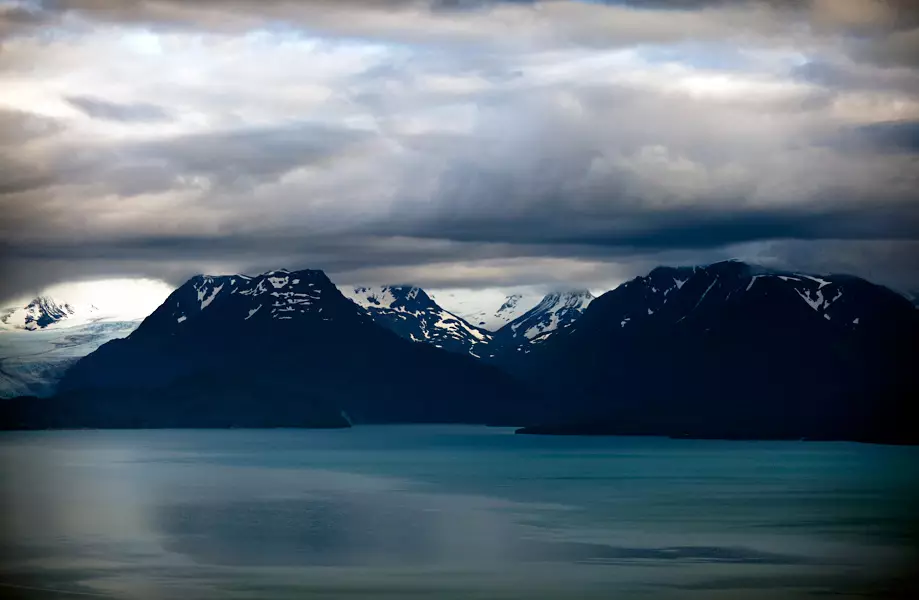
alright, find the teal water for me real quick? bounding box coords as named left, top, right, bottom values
left=1, top=426, right=917, bottom=599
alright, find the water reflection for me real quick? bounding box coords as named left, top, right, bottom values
left=157, top=494, right=516, bottom=568
left=1, top=427, right=917, bottom=599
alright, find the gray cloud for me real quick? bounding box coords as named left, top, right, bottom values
left=0, top=109, right=61, bottom=196
left=1, top=0, right=918, bottom=303
left=0, top=108, right=63, bottom=146
left=0, top=4, right=55, bottom=39
left=847, top=120, right=919, bottom=153
left=65, top=95, right=172, bottom=122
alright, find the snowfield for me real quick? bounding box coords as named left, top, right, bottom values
left=0, top=320, right=139, bottom=398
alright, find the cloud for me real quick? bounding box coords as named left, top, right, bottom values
left=0, top=3, right=55, bottom=39
left=64, top=95, right=172, bottom=122
left=845, top=120, right=919, bottom=153
left=0, top=0, right=918, bottom=303
left=0, top=108, right=62, bottom=196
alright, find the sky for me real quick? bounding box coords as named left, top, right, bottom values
left=1, top=0, right=918, bottom=309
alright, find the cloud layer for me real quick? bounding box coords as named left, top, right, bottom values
left=1, top=0, right=918, bottom=301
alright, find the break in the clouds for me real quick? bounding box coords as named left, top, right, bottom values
left=1, top=0, right=918, bottom=302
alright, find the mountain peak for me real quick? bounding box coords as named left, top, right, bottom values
left=343, top=285, right=433, bottom=311
left=136, top=268, right=362, bottom=336
left=543, top=289, right=593, bottom=303
left=1, top=295, right=85, bottom=330
left=496, top=289, right=594, bottom=348
left=341, top=284, right=492, bottom=356
left=581, top=261, right=917, bottom=340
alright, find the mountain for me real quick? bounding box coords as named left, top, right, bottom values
left=431, top=291, right=540, bottom=331
left=0, top=296, right=99, bottom=330
left=493, top=290, right=594, bottom=354
left=471, top=294, right=535, bottom=330
left=340, top=286, right=493, bottom=357
left=1, top=269, right=537, bottom=429
left=513, top=261, right=919, bottom=444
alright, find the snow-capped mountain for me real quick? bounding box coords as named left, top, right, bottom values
left=495, top=290, right=594, bottom=352
left=430, top=291, right=540, bottom=331
left=158, top=269, right=358, bottom=329
left=7, top=268, right=534, bottom=429
left=341, top=286, right=493, bottom=357
left=469, top=294, right=535, bottom=330
left=514, top=260, right=919, bottom=443
left=0, top=296, right=100, bottom=331
left=570, top=262, right=895, bottom=333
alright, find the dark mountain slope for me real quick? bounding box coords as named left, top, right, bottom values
left=513, top=261, right=918, bottom=443
left=2, top=269, right=539, bottom=429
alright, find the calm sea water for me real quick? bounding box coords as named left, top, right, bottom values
left=1, top=426, right=918, bottom=599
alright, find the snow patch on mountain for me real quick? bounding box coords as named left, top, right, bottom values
left=507, top=291, right=594, bottom=340
left=492, top=290, right=594, bottom=355
left=342, top=285, right=493, bottom=357
left=168, top=270, right=339, bottom=327
left=566, top=261, right=898, bottom=339
left=344, top=286, right=399, bottom=310
left=428, top=289, right=541, bottom=331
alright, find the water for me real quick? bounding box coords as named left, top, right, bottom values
left=1, top=426, right=917, bottom=599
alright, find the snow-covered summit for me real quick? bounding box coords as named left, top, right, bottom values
left=494, top=290, right=594, bottom=352
left=0, top=296, right=101, bottom=331
left=341, top=285, right=493, bottom=357
left=549, top=260, right=919, bottom=349
left=430, top=290, right=541, bottom=331
left=148, top=268, right=359, bottom=332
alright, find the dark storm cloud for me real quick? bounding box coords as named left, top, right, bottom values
left=367, top=197, right=919, bottom=249
left=65, top=95, right=172, bottom=123
left=0, top=232, right=525, bottom=300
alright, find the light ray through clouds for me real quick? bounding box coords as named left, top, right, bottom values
left=0, top=0, right=917, bottom=305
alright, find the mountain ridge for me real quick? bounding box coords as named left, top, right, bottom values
left=2, top=261, right=916, bottom=443
left=513, top=260, right=918, bottom=443
left=492, top=289, right=594, bottom=355
left=2, top=268, right=539, bottom=429
left=340, top=285, right=493, bottom=357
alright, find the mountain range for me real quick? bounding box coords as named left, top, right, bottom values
left=341, top=286, right=594, bottom=358
left=1, top=270, right=535, bottom=429
left=0, top=282, right=593, bottom=399
left=1, top=261, right=915, bottom=443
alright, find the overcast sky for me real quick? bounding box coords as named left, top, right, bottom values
left=1, top=0, right=918, bottom=306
